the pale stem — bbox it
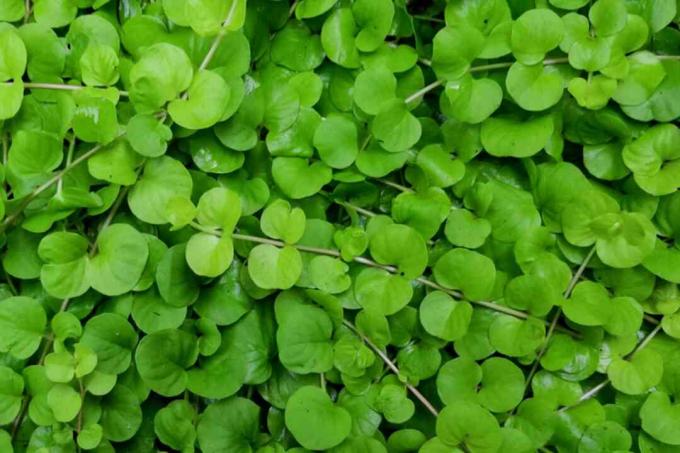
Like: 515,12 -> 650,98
343,319 -> 439,417
12,298 -> 70,439
227,230 -> 579,335
558,323 -> 664,412
521,246 -> 597,396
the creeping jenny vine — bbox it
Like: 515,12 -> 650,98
0,0 -> 679,452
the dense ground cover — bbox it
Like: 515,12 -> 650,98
0,0 -> 679,451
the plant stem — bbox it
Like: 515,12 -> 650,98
343,320 -> 439,417
522,246 -> 597,395
405,80 -> 444,104
377,178 -> 413,193
404,56 -> 573,104
89,184 -> 134,256
11,297 -> 71,440
411,14 -> 445,23
0,133 -> 124,235
0,82 -> 130,97
227,231 -> 579,335
0,20 -> 231,237
558,323 -> 664,412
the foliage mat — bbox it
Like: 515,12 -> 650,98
0,0 -> 679,452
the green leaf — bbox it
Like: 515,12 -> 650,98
272,158 -> 332,199
77,424 -> 103,450
434,248 -> 496,300
570,36 -> 613,72
129,43 -> 193,113
563,281 -> 611,327
589,0 -> 627,36
420,291 -> 472,341
613,52 -> 666,106
444,0 -> 512,59
0,0 -> 24,21
295,0 -> 337,19
506,63 -> 564,112
154,400 -> 196,452
607,349 -> 663,395
505,274 -> 562,317
622,124 -> 680,196
88,224 -> 149,296
0,25 -> 26,81
0,296 -> 46,359
436,357 -> 525,413
261,199 -> 306,244
436,401 -> 503,452
99,384 -> 142,441
271,22 -> 324,72
321,9 -> 360,68
193,261 -> 252,325
372,100 -> 422,152
87,139 -> 142,186
353,67 -> 397,115
168,70 -> 231,130
128,156 -> 194,225
0,80 -> 23,120
391,188 -> 450,240
415,144 -> 465,188
489,316 -> 545,358
481,115 -> 554,158
0,366 -> 23,425
275,291 -> 334,374
446,75 -> 503,123
73,96 -> 119,144
197,397 -> 260,453
511,9 -> 564,65
126,113 -> 173,158
285,386 -> 352,450
309,256 -> 351,294
47,383 -> 81,422
314,114 -> 359,169
156,244 -> 201,307
196,186 -> 242,231
369,223 -> 428,278
80,43 -> 119,87
354,268 -> 413,316
248,245 -> 302,290
640,392 -> 680,445
638,0 -> 677,33
432,25 -> 485,80
594,212 -> 657,268
578,421 -> 632,453
80,313 -> 138,375
45,351 -> 75,383
186,233 -> 234,278
445,208 -> 491,249
8,130 -> 62,177
352,0 -> 394,52
135,329 -> 199,396
2,228 -> 42,279
34,0 -> 77,28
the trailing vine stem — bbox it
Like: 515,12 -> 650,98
11,298 -> 69,440
0,131 -> 126,235
405,54 -> 680,103
557,323 -> 664,413
0,82 -> 130,97
521,246 -> 597,398
0,18 -> 231,235
342,319 -> 440,417
221,230 -> 579,336
5,52 -> 679,239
